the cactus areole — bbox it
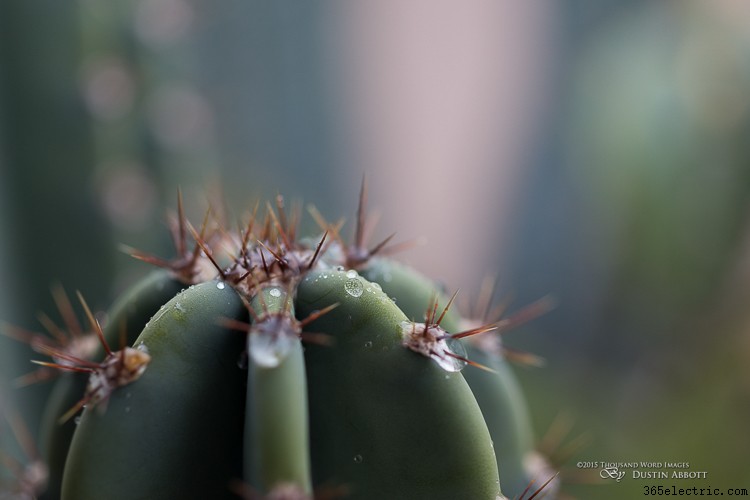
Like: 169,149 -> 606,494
15,185 -> 554,500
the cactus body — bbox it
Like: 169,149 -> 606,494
244,286 -> 312,495
62,281 -> 246,500
297,269 -> 500,499
361,257 -> 540,497
12,191 -> 556,499
38,269 -> 186,498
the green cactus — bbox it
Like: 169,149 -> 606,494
5,185 -> 557,499
359,257 -> 560,496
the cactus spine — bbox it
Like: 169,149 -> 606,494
7,184 -> 556,499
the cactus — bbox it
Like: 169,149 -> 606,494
4,184 -> 557,499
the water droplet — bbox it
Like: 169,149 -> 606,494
216,282 -> 226,290
346,270 -> 358,279
344,278 -> 364,298
364,341 -> 373,349
353,454 -> 363,464
446,338 -> 468,371
174,301 -> 184,312
248,321 -> 294,368
137,342 -> 149,354
371,282 -> 382,291
269,288 -> 281,298
335,265 -> 345,271
322,274 -> 328,279
74,416 -> 81,425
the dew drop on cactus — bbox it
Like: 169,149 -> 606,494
248,334 -> 290,368
344,278 -> 364,297
447,338 -> 469,371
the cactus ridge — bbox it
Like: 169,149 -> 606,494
7,183 -> 561,499
357,256 -> 560,497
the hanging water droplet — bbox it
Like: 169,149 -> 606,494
269,288 -> 281,298
353,454 -> 363,464
248,321 -> 294,368
446,338 -> 468,371
346,270 -> 358,279
216,282 -> 226,290
344,278 -> 364,298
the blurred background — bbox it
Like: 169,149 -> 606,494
2,0 -> 750,498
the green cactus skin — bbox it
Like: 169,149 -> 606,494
296,269 -> 502,500
101,270 -> 188,349
360,257 -> 538,497
359,258 -> 462,332
462,349 -> 536,495
244,286 -> 312,495
61,281 -> 247,500
38,269 -> 186,499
